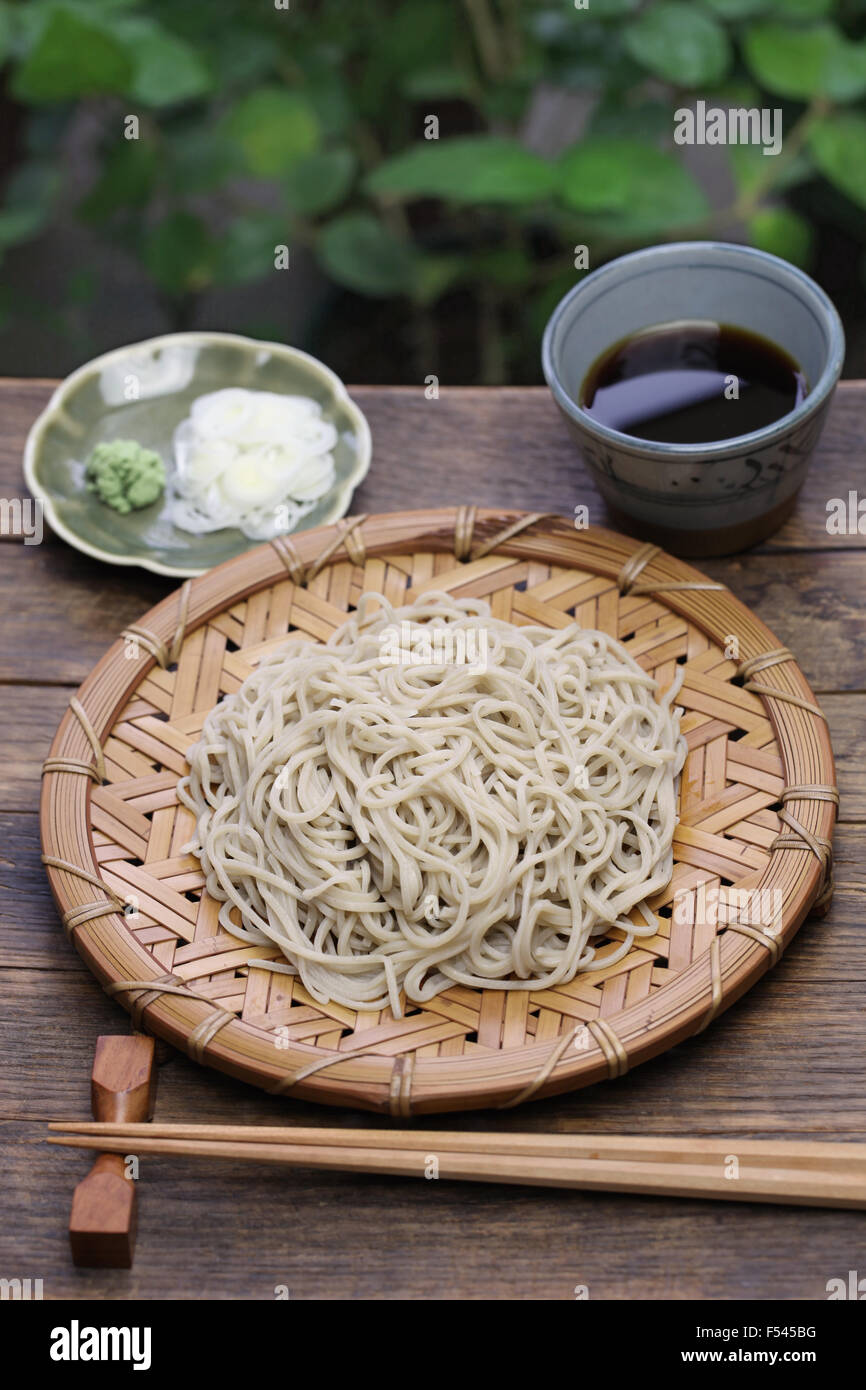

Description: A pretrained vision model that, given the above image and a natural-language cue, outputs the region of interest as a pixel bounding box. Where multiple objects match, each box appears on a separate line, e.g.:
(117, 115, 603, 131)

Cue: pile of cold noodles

(179, 593, 685, 1016)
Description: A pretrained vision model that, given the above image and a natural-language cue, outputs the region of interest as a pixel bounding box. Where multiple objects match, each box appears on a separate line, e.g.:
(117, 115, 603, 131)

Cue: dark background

(1, 0, 865, 384)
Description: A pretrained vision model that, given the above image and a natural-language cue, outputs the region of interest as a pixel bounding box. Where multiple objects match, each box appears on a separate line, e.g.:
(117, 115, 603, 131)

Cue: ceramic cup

(542, 242, 845, 555)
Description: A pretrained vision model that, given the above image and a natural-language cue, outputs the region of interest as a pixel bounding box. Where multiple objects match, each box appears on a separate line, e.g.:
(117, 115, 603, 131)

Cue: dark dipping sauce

(580, 320, 808, 444)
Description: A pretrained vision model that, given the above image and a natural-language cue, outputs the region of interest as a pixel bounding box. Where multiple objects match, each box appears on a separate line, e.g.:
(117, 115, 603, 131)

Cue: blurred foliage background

(0, 0, 865, 382)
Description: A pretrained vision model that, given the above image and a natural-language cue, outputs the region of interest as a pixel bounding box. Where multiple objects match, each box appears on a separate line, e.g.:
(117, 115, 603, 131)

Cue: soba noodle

(179, 592, 685, 1016)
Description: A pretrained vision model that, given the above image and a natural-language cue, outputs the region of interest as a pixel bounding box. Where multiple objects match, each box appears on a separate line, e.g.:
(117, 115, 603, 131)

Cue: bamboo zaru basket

(40, 509, 837, 1115)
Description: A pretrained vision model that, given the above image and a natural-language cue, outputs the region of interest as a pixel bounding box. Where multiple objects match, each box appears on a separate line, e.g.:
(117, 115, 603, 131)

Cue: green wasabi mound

(85, 439, 166, 514)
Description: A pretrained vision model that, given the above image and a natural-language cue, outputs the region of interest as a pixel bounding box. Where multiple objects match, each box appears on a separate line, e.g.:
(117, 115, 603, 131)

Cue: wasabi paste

(85, 439, 166, 514)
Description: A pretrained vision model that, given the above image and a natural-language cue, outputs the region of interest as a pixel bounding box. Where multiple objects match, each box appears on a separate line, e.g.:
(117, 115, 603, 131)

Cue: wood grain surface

(1, 380, 864, 1300)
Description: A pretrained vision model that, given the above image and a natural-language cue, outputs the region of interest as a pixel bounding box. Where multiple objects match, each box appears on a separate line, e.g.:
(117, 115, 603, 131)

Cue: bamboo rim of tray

(40, 508, 837, 1115)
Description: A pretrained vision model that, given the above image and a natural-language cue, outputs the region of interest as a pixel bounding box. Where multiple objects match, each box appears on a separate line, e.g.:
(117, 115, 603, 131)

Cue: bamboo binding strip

(39, 509, 837, 1115)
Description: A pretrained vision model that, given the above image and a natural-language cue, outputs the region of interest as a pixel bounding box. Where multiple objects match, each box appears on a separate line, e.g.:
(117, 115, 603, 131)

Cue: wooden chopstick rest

(68, 1035, 157, 1269)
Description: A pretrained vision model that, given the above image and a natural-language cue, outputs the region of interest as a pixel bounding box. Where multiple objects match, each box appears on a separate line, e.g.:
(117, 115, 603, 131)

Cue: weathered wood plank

(3, 380, 865, 553)
(2, 533, 866, 688)
(0, 813, 89, 971)
(0, 542, 166, 684)
(0, 379, 58, 520)
(1, 962, 864, 1299)
(699, 554, 866, 692)
(0, 686, 75, 811)
(824, 695, 866, 819)
(2, 378, 865, 1302)
(3, 378, 866, 686)
(2, 1116, 863, 1300)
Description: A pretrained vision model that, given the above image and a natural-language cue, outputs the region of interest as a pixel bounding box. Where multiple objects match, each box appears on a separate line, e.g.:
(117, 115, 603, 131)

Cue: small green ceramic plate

(23, 332, 372, 577)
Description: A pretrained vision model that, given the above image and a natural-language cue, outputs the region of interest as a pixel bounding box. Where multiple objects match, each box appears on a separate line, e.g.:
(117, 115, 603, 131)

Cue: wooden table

(2, 380, 864, 1301)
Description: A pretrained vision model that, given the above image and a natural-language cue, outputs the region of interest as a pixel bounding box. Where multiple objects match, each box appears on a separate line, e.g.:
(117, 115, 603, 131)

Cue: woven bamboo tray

(41, 508, 837, 1115)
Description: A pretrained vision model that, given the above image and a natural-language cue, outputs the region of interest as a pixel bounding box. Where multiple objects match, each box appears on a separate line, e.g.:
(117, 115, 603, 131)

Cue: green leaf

(413, 254, 468, 306)
(164, 122, 227, 195)
(2, 160, 59, 211)
(47, 0, 140, 11)
(770, 0, 833, 16)
(482, 77, 544, 126)
(702, 0, 766, 15)
(144, 211, 214, 296)
(402, 66, 474, 100)
(808, 112, 866, 210)
(283, 149, 355, 216)
(0, 202, 47, 247)
(589, 98, 672, 141)
(377, 1, 454, 72)
(706, 1, 835, 25)
(13, 8, 134, 102)
(728, 142, 813, 195)
(208, 33, 275, 90)
(120, 20, 213, 107)
(0, 208, 40, 246)
(224, 88, 321, 177)
(702, 79, 763, 109)
(365, 137, 557, 205)
(558, 137, 707, 232)
(624, 3, 731, 87)
(470, 247, 535, 289)
(13, 0, 140, 53)
(0, 3, 12, 66)
(558, 139, 636, 213)
(82, 138, 158, 220)
(818, 35, 866, 102)
(0, 160, 58, 246)
(744, 23, 866, 101)
(356, 0, 452, 119)
(302, 62, 352, 138)
(576, 0, 641, 15)
(749, 206, 813, 266)
(317, 213, 416, 296)
(212, 214, 288, 287)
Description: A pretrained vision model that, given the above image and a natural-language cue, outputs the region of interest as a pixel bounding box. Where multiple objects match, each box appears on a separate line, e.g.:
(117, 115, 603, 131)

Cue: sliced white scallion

(169, 388, 338, 540)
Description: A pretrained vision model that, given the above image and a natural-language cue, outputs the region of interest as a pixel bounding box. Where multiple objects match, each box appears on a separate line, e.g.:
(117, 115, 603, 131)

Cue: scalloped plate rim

(22, 330, 373, 578)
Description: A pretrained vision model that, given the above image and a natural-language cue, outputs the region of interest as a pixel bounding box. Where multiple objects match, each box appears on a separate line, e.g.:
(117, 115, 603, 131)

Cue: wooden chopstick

(47, 1124, 866, 1210)
(48, 1121, 866, 1172)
